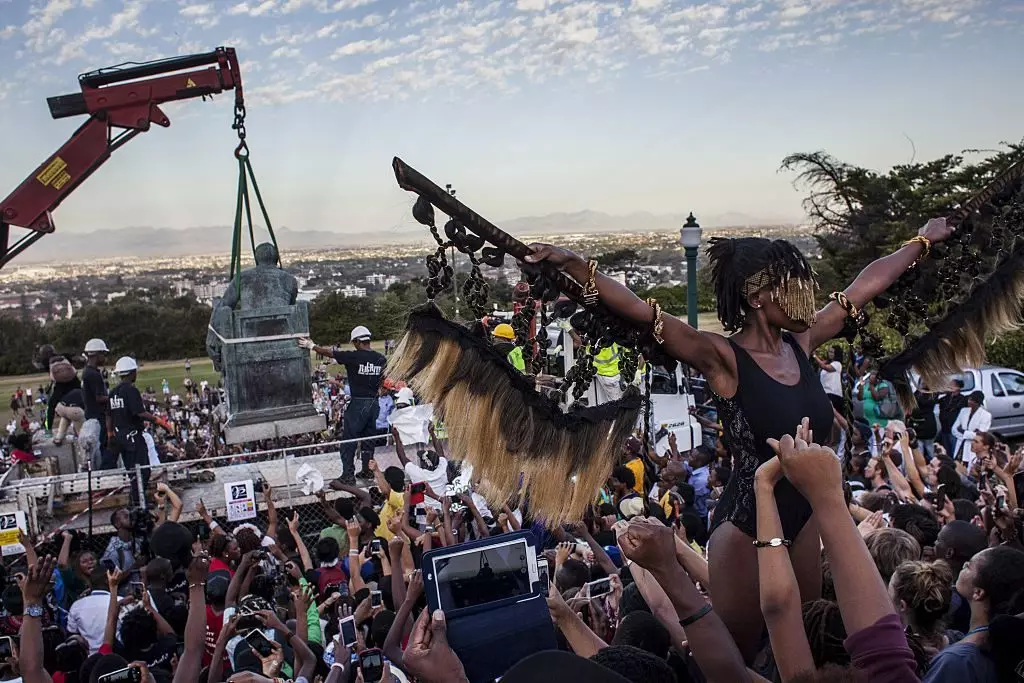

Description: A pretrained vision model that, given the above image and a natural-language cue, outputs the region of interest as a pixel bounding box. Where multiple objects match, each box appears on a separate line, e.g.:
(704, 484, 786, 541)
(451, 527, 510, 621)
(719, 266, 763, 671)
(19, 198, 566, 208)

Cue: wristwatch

(24, 603, 44, 618)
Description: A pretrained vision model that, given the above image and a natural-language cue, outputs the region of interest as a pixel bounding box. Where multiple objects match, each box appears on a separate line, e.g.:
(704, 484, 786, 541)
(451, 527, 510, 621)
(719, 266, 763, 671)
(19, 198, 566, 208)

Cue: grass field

(0, 318, 724, 401)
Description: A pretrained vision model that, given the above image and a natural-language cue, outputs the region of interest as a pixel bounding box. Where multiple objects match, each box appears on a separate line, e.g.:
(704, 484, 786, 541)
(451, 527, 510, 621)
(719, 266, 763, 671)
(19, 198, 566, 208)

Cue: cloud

(330, 37, 393, 58)
(4, 0, 1021, 112)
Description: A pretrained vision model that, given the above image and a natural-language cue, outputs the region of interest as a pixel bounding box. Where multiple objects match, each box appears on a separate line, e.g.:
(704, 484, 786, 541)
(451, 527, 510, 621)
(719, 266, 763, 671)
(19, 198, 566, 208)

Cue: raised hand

(857, 510, 885, 537)
(287, 511, 300, 534)
(187, 551, 210, 586)
(766, 431, 843, 510)
(20, 555, 57, 605)
(402, 609, 468, 683)
(523, 243, 581, 269)
(618, 520, 678, 575)
(406, 569, 424, 604)
(919, 217, 954, 244)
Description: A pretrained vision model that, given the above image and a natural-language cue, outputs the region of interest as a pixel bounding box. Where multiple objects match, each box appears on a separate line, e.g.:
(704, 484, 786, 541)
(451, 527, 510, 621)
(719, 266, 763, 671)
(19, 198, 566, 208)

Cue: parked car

(852, 366, 1024, 439)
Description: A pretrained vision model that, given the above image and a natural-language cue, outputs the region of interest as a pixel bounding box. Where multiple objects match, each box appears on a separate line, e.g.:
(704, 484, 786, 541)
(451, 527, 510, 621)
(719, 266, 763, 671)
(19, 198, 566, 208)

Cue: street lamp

(680, 213, 702, 329)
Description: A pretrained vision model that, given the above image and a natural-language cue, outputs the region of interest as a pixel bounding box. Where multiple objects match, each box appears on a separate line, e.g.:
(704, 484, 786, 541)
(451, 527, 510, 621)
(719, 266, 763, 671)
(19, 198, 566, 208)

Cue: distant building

(341, 285, 367, 298)
(297, 289, 322, 302)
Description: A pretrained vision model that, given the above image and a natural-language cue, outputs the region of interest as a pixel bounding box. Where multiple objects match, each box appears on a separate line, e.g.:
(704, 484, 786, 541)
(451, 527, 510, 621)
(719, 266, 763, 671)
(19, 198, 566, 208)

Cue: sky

(0, 0, 1023, 241)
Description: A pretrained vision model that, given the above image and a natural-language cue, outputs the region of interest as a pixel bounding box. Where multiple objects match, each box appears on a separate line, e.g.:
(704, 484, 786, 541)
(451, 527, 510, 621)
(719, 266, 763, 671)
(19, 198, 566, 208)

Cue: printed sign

(0, 512, 27, 557)
(224, 480, 257, 522)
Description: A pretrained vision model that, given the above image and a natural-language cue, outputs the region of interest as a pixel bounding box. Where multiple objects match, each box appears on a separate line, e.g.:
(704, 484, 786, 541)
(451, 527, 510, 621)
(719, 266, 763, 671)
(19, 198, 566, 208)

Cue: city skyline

(0, 0, 1022, 237)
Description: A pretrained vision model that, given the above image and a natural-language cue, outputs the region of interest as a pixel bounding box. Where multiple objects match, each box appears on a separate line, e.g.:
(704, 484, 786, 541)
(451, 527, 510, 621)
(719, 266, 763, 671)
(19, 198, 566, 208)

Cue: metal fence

(1, 433, 406, 570)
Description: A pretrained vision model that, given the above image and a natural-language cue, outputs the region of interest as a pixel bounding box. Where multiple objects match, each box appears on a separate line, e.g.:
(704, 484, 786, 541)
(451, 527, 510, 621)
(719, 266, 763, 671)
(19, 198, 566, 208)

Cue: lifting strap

(230, 149, 280, 296)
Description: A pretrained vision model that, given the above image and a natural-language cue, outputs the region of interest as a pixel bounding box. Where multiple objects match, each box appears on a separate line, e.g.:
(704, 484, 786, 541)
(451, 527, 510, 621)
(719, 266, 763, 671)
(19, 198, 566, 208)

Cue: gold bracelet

(646, 298, 665, 345)
(829, 291, 859, 319)
(903, 235, 931, 260)
(582, 259, 599, 307)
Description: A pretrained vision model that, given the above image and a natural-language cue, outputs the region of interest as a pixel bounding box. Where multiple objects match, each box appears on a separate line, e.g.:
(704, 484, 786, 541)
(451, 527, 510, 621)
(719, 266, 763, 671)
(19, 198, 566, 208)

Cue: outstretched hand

(523, 243, 581, 268)
(919, 217, 954, 244)
(766, 431, 843, 510)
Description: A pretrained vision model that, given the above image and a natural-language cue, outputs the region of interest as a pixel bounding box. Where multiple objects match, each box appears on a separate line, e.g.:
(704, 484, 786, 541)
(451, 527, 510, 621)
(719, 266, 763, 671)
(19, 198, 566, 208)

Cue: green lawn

(0, 342, 391, 401)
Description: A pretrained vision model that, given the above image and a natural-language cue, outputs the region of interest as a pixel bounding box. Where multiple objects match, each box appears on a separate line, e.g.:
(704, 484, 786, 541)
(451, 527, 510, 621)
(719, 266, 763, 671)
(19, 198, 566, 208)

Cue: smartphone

(587, 577, 612, 597)
(370, 539, 382, 554)
(935, 484, 947, 508)
(370, 590, 383, 608)
(339, 615, 358, 648)
(359, 649, 384, 683)
(130, 582, 145, 601)
(537, 558, 549, 593)
(96, 667, 143, 683)
(0, 637, 12, 661)
(244, 629, 275, 657)
(997, 494, 1007, 511)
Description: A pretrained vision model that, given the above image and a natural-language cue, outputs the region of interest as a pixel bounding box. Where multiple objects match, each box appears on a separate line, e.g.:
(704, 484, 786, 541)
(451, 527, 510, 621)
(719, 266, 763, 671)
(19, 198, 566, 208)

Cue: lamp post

(680, 213, 702, 329)
(446, 183, 458, 319)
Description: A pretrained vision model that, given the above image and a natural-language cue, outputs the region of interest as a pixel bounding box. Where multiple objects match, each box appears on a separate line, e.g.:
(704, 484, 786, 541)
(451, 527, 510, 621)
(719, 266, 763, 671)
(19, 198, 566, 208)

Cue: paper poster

(0, 512, 27, 557)
(224, 480, 257, 522)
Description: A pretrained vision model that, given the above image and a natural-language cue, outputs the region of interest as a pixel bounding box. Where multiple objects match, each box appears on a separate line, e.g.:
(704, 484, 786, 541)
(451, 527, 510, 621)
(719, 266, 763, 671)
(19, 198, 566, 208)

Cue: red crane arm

(0, 46, 243, 270)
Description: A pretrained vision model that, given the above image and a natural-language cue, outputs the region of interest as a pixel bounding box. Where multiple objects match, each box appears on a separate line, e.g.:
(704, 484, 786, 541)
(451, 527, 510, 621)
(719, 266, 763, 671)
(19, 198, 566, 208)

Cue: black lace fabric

(709, 389, 760, 537)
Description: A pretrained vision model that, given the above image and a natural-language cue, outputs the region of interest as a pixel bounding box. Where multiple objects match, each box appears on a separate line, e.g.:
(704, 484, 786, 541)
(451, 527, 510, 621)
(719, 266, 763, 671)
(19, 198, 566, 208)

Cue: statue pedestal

(213, 303, 327, 445)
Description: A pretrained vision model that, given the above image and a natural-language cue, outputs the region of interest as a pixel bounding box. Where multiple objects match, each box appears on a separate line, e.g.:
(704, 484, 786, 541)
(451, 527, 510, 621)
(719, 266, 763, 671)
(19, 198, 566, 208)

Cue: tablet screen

(432, 538, 535, 612)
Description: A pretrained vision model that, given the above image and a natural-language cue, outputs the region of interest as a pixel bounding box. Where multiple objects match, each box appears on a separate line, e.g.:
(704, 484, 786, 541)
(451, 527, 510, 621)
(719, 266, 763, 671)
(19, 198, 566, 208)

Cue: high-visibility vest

(591, 344, 620, 377)
(507, 346, 526, 372)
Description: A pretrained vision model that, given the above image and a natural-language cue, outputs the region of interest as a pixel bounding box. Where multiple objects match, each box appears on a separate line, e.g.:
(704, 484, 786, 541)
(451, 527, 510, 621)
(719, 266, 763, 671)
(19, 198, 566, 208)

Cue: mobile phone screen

(537, 559, 549, 593)
(588, 578, 611, 597)
(245, 629, 275, 657)
(0, 638, 11, 660)
(339, 616, 358, 647)
(370, 590, 382, 608)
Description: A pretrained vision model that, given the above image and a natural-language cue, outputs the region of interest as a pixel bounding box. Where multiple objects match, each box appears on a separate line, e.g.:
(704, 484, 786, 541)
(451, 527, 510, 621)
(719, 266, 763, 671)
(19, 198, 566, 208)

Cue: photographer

(101, 509, 147, 591)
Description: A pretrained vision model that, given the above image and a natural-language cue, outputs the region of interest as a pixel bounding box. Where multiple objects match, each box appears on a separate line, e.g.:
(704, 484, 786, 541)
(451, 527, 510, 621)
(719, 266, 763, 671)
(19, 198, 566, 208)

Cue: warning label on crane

(37, 156, 68, 188)
(186, 78, 197, 88)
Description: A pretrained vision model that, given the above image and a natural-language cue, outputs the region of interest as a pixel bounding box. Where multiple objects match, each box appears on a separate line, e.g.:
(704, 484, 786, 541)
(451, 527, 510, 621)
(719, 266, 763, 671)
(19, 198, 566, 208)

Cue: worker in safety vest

(589, 342, 623, 405)
(491, 323, 526, 373)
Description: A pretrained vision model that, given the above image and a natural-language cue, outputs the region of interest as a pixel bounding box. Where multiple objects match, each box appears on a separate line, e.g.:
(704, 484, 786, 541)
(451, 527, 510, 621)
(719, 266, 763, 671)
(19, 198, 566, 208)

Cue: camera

(129, 508, 154, 536)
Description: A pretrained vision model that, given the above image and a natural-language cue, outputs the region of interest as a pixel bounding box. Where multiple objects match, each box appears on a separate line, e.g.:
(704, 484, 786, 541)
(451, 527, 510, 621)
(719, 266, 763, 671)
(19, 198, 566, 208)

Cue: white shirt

(820, 361, 843, 396)
(404, 458, 449, 509)
(67, 590, 110, 654)
(953, 406, 992, 467)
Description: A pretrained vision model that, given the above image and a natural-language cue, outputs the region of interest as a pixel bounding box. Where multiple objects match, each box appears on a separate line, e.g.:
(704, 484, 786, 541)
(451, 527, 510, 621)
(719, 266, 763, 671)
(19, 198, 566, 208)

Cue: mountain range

(10, 210, 801, 263)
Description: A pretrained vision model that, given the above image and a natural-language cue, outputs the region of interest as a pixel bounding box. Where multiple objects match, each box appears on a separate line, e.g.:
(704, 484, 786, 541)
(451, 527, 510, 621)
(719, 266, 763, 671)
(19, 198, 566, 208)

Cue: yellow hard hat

(493, 323, 515, 341)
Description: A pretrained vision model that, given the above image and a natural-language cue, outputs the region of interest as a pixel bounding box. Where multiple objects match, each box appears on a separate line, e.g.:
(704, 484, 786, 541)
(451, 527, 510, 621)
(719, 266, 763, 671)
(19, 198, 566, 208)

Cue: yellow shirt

(375, 489, 405, 541)
(625, 458, 645, 496)
(659, 491, 673, 518)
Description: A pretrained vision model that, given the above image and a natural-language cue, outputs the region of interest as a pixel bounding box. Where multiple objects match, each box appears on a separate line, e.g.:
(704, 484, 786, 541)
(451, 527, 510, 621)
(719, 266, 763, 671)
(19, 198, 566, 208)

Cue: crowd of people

(1, 214, 1024, 682)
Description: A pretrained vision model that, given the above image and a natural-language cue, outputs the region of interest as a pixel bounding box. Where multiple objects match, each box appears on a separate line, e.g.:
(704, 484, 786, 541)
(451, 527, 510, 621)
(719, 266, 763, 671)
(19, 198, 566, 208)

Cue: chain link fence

(0, 433, 407, 572)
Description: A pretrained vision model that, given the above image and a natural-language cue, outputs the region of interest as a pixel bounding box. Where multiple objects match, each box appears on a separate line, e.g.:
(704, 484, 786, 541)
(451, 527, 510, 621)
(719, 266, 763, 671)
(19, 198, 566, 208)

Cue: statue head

(254, 242, 279, 267)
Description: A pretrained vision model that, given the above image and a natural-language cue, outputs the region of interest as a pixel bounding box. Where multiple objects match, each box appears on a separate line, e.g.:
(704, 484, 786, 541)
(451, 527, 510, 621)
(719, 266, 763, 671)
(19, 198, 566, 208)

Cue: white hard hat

(84, 338, 109, 353)
(113, 356, 138, 375)
(350, 325, 372, 342)
(395, 387, 415, 406)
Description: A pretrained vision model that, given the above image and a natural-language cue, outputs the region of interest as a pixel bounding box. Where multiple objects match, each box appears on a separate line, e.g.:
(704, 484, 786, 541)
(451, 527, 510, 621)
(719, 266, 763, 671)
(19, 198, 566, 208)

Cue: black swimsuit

(710, 333, 835, 539)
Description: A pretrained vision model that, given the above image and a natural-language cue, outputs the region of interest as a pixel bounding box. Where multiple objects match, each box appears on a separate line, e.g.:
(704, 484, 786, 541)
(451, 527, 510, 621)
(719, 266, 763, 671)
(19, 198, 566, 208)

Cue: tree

(781, 143, 1024, 294)
(0, 314, 46, 375)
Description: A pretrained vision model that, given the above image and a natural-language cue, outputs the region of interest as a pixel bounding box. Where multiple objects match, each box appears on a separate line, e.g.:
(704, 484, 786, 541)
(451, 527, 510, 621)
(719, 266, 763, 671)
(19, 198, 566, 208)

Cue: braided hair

(707, 237, 816, 333)
(801, 599, 850, 669)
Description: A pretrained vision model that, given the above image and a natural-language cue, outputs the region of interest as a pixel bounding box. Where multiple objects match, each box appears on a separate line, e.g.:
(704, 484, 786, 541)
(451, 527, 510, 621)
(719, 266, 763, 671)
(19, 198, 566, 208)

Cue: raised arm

(174, 553, 210, 683)
(524, 244, 728, 376)
(287, 512, 313, 571)
(754, 457, 814, 681)
(19, 556, 57, 683)
(392, 427, 410, 466)
(808, 218, 953, 350)
(262, 482, 279, 542)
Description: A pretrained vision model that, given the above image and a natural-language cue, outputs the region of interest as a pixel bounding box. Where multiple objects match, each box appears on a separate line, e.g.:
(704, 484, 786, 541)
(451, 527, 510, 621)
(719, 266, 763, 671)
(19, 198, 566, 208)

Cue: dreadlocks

(707, 237, 818, 333)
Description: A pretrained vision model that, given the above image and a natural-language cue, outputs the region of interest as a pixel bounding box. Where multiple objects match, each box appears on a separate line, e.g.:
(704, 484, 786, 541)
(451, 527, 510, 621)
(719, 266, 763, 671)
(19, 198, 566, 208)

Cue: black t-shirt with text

(82, 366, 108, 421)
(109, 382, 146, 433)
(332, 349, 387, 398)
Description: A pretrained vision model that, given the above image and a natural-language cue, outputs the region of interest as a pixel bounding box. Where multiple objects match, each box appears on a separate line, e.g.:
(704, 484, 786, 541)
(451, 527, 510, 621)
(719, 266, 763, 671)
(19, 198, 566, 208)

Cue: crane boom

(0, 47, 243, 270)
